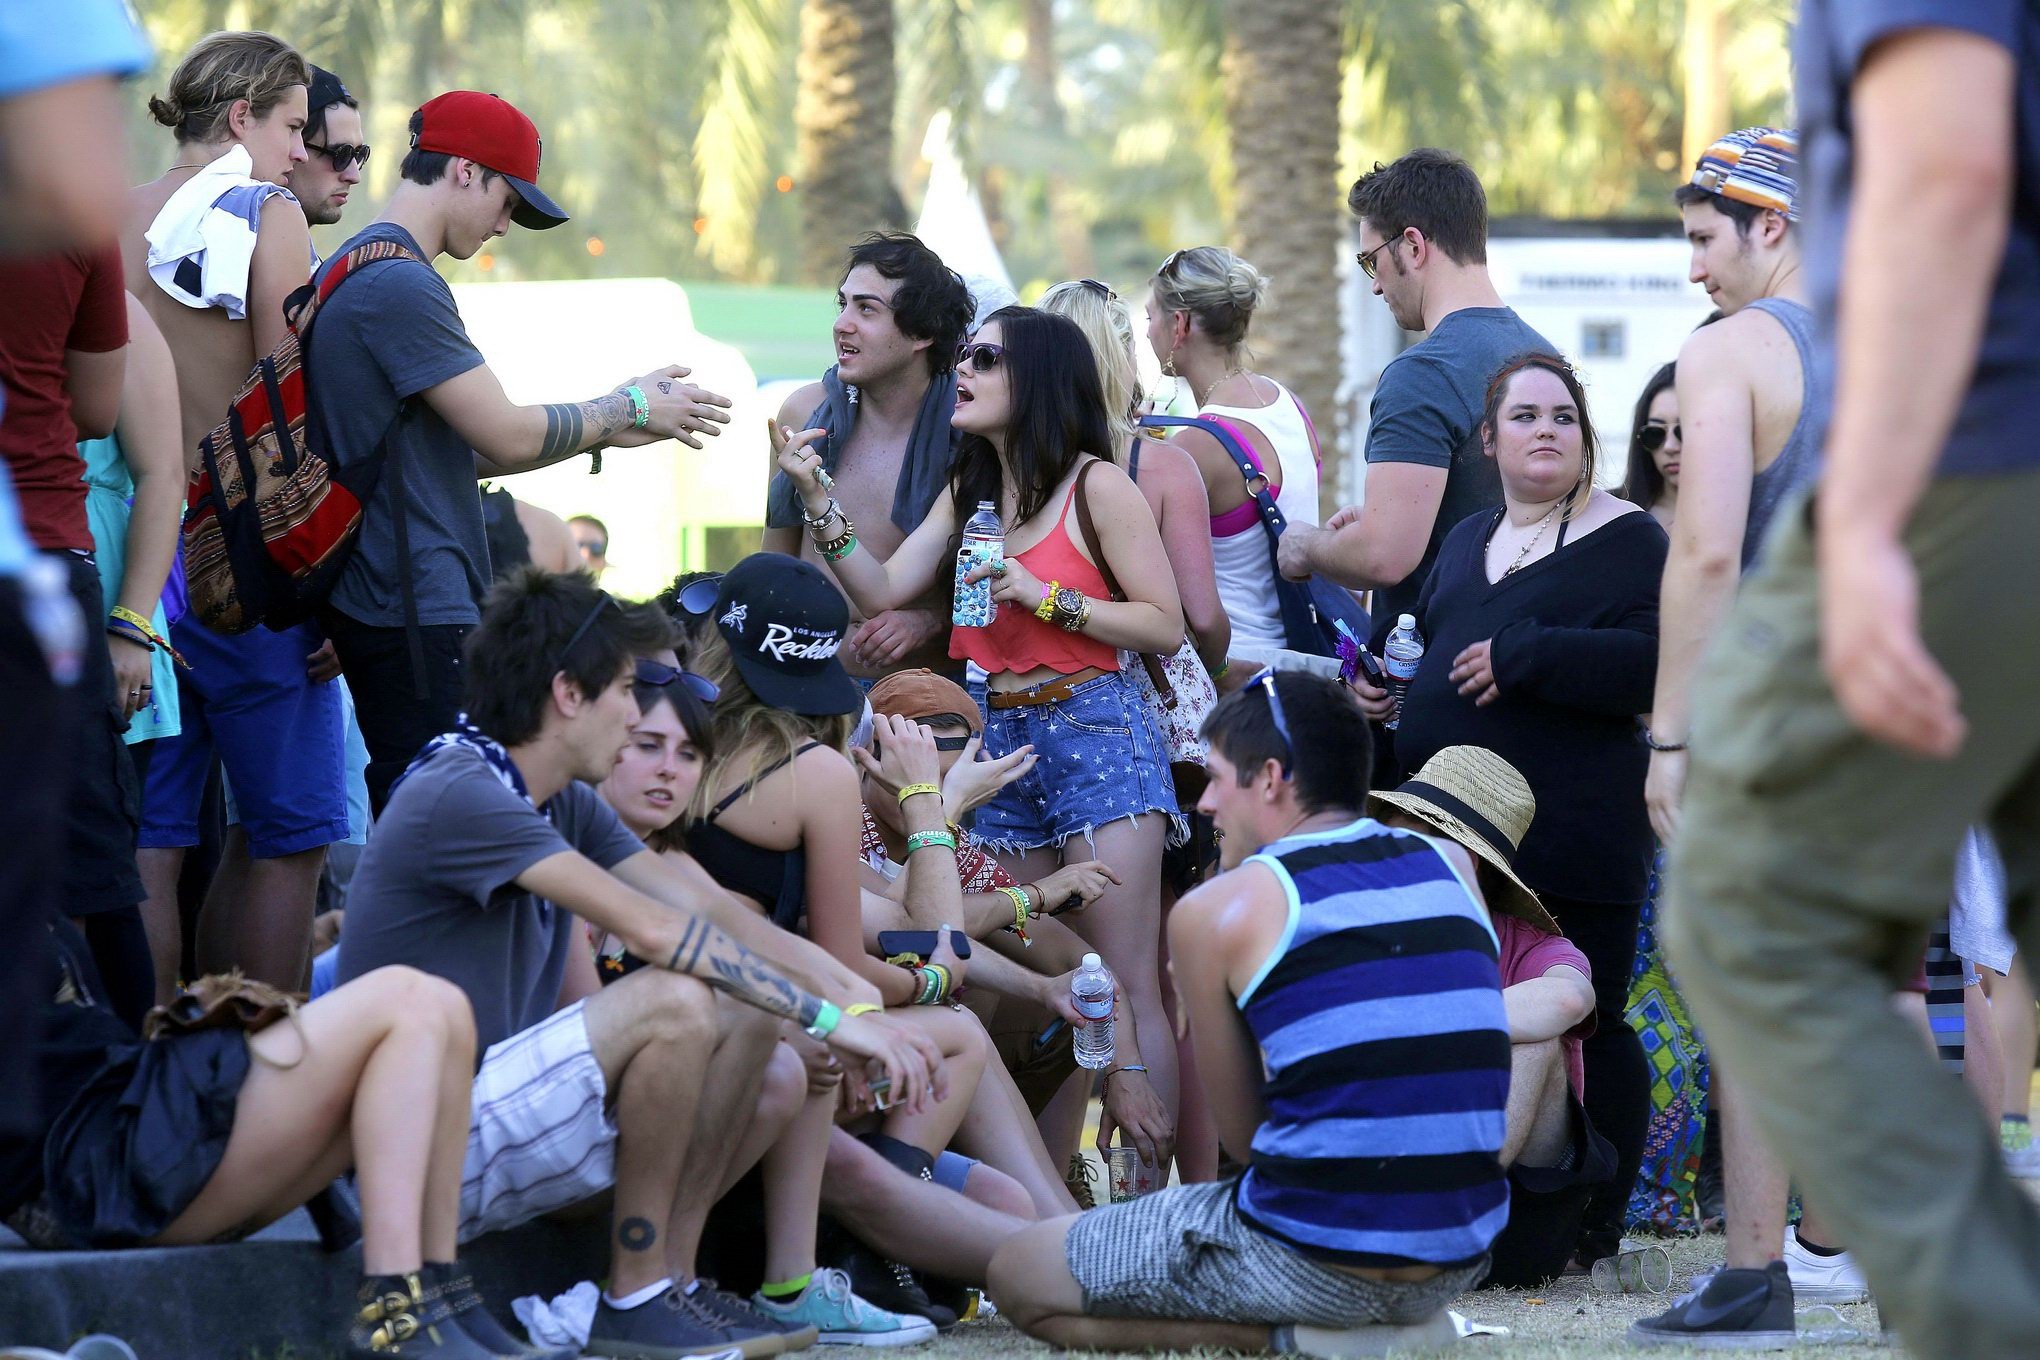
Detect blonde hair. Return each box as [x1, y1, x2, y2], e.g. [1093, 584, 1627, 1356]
[1150, 246, 1269, 351]
[149, 31, 308, 145]
[1038, 280, 1142, 460]
[687, 627, 854, 823]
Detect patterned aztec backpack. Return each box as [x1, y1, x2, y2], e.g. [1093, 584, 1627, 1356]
[181, 238, 422, 634]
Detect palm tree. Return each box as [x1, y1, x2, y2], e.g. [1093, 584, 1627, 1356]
[794, 0, 908, 282]
[1223, 0, 1343, 511]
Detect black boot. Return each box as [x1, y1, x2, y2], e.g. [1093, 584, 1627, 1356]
[421, 1262, 579, 1360]
[347, 1271, 500, 1358]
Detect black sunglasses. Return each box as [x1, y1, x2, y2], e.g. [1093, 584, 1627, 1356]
[1356, 233, 1404, 281]
[1258, 671, 1294, 778]
[557, 592, 620, 670]
[957, 341, 1007, 373]
[306, 141, 371, 172]
[673, 573, 724, 620]
[1077, 278, 1117, 301]
[634, 659, 719, 705]
[1637, 423, 1682, 455]
[870, 727, 976, 758]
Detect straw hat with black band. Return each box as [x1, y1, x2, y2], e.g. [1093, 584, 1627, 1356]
[1367, 746, 1563, 937]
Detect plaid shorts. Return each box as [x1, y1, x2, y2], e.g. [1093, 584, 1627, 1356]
[1065, 1178, 1485, 1328]
[458, 1000, 617, 1240]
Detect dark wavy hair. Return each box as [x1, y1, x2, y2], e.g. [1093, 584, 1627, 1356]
[948, 306, 1115, 526]
[1479, 352, 1602, 520]
[1620, 362, 1678, 510]
[464, 569, 674, 746]
[841, 232, 975, 374]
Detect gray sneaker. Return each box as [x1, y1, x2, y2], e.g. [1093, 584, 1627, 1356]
[584, 1288, 749, 1360]
[695, 1281, 819, 1353]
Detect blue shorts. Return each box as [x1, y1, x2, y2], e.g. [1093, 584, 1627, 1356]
[139, 619, 348, 858]
[974, 670, 1179, 854]
[224, 676, 372, 845]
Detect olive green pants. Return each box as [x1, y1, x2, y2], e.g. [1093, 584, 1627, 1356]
[1665, 473, 2040, 1360]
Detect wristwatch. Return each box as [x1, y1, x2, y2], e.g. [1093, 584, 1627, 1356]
[1052, 585, 1087, 631]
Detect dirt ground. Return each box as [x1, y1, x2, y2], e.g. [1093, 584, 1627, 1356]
[921, 1233, 1894, 1359]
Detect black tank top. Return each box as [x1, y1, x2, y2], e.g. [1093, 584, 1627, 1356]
[683, 743, 822, 933]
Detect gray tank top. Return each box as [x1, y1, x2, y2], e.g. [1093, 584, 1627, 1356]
[1740, 296, 1825, 570]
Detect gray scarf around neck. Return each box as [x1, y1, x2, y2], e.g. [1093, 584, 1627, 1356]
[765, 366, 960, 533]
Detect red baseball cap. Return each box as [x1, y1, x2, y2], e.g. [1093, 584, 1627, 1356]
[413, 90, 568, 230]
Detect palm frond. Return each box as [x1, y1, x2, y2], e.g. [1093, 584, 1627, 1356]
[694, 0, 800, 276]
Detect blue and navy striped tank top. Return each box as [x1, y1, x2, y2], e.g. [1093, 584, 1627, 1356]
[1235, 817, 1511, 1268]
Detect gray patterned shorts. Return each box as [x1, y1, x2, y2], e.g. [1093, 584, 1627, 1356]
[1064, 1178, 1486, 1328]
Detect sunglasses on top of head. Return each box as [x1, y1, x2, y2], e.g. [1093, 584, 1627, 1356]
[634, 659, 719, 705]
[671, 573, 724, 621]
[306, 141, 372, 172]
[957, 341, 1007, 373]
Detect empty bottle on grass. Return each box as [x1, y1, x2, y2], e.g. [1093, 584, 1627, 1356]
[1072, 953, 1115, 1069]
[1382, 614, 1424, 731]
[953, 501, 1003, 628]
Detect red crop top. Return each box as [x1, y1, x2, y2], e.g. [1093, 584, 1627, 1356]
[950, 475, 1120, 677]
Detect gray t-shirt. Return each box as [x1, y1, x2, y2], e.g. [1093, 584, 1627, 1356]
[1364, 306, 1555, 626]
[1797, 0, 2040, 477]
[335, 744, 646, 1053]
[308, 223, 491, 627]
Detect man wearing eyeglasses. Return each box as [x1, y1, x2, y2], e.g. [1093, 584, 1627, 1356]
[282, 65, 365, 232]
[1276, 149, 1552, 649]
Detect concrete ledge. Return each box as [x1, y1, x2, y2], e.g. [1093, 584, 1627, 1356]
[0, 1212, 608, 1359]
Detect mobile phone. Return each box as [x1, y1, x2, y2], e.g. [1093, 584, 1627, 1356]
[1355, 647, 1387, 686]
[876, 929, 973, 962]
[1033, 1017, 1068, 1053]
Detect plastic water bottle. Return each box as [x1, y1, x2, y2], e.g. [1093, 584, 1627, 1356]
[1071, 953, 1115, 1070]
[952, 500, 1003, 628]
[1382, 614, 1424, 731]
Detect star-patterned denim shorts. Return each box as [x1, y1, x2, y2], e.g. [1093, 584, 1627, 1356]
[974, 670, 1179, 853]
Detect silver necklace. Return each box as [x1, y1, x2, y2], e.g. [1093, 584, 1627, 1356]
[1497, 503, 1560, 577]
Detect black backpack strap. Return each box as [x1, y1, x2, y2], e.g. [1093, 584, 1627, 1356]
[383, 411, 427, 700]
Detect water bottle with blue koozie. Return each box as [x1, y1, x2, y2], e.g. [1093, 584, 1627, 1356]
[953, 500, 1003, 628]
[1072, 953, 1115, 1069]
[1382, 613, 1424, 731]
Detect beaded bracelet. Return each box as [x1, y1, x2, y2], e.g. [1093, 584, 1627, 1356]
[896, 782, 941, 805]
[905, 829, 958, 856]
[1034, 581, 1060, 622]
[624, 384, 650, 430]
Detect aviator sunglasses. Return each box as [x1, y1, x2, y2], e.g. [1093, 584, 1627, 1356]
[1637, 423, 1682, 455]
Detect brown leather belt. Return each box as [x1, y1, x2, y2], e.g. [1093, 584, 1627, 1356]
[986, 665, 1111, 710]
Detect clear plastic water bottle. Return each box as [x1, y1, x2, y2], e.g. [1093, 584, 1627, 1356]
[952, 500, 1003, 628]
[1382, 613, 1424, 731]
[1072, 953, 1115, 1070]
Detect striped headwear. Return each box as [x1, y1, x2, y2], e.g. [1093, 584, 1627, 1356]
[1690, 126, 1799, 222]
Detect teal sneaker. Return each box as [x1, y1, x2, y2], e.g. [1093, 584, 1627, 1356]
[751, 1269, 937, 1348]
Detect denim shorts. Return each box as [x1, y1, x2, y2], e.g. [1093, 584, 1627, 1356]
[974, 670, 1180, 853]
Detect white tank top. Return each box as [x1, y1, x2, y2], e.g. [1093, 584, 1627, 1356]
[1201, 381, 1321, 660]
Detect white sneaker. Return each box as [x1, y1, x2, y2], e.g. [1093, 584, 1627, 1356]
[2004, 1141, 2040, 1180]
[1783, 1226, 1870, 1304]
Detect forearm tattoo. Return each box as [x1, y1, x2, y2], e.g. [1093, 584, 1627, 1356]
[538, 391, 633, 461]
[665, 915, 824, 1026]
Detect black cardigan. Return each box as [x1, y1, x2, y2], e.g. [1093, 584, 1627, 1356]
[1394, 507, 1668, 904]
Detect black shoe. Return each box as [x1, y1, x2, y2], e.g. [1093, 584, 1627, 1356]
[692, 1279, 818, 1353]
[1696, 1117, 1726, 1232]
[348, 1272, 500, 1358]
[420, 1263, 579, 1360]
[837, 1244, 957, 1331]
[585, 1286, 759, 1359]
[1628, 1261, 1796, 1350]
[307, 1178, 364, 1253]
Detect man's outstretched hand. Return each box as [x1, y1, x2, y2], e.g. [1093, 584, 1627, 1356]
[1819, 527, 1965, 758]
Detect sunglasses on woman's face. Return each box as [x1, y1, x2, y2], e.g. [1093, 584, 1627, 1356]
[1637, 423, 1683, 455]
[957, 341, 1007, 373]
[634, 659, 719, 704]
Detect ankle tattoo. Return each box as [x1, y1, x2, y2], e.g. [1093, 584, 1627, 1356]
[619, 1216, 658, 1251]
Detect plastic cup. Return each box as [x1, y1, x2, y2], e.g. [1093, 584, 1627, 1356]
[1589, 1244, 1673, 1294]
